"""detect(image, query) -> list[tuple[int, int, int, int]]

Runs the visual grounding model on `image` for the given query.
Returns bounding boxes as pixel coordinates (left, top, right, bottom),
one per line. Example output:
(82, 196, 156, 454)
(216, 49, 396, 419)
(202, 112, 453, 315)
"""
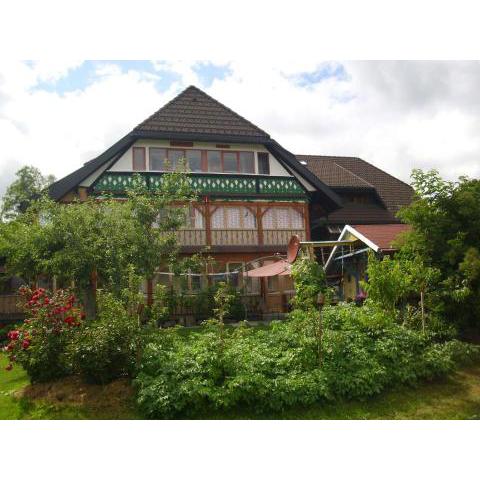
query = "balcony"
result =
(175, 228, 306, 250)
(91, 172, 307, 199)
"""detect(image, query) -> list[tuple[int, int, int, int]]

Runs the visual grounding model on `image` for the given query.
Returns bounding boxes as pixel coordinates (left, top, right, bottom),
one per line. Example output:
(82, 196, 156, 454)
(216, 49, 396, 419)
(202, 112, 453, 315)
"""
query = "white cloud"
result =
(0, 60, 479, 199)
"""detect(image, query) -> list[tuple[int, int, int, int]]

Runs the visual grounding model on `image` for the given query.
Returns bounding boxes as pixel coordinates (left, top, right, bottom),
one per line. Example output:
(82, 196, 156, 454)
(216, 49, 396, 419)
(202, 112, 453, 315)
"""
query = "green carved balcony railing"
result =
(91, 172, 307, 199)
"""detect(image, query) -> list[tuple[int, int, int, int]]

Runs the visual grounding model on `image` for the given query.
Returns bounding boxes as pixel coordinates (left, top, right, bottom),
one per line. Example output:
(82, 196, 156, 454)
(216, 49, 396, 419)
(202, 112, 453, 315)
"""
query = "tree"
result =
(1, 171, 197, 319)
(291, 255, 329, 364)
(1, 166, 55, 221)
(397, 169, 480, 332)
(363, 251, 440, 331)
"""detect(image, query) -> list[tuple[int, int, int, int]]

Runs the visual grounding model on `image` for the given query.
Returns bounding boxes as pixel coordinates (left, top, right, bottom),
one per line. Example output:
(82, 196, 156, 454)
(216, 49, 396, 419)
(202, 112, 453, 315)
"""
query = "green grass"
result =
(0, 352, 29, 419)
(2, 352, 480, 420)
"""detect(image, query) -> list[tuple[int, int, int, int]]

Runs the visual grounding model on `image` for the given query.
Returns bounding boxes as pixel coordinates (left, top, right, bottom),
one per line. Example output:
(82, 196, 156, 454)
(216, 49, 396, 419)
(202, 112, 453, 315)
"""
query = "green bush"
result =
(135, 303, 480, 419)
(4, 287, 83, 383)
(70, 292, 141, 384)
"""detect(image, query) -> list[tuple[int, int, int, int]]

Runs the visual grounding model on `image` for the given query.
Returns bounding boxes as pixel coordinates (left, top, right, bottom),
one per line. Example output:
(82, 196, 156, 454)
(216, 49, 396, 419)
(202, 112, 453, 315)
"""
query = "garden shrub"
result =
(3, 287, 84, 383)
(135, 302, 480, 419)
(70, 291, 142, 384)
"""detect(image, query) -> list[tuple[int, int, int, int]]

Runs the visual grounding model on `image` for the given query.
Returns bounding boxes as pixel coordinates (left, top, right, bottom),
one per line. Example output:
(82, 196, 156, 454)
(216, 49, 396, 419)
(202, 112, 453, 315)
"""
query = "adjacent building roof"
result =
(297, 155, 373, 189)
(297, 155, 414, 218)
(327, 203, 397, 225)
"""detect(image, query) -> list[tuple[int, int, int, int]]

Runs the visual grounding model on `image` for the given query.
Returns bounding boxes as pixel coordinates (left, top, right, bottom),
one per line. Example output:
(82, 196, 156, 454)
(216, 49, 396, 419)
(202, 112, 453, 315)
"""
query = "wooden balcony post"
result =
(304, 203, 311, 241)
(204, 198, 212, 246)
(257, 205, 264, 245)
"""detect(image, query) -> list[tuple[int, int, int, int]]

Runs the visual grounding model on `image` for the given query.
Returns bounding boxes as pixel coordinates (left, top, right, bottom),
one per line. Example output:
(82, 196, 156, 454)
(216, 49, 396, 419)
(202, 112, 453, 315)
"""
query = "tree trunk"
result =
(81, 286, 97, 320)
(420, 290, 425, 333)
(318, 306, 323, 366)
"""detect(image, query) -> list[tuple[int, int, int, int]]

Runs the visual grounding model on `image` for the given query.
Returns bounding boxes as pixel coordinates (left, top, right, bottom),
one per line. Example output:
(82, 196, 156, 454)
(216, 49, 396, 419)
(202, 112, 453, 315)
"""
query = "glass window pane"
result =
(290, 209, 304, 229)
(226, 207, 241, 228)
(227, 262, 243, 289)
(262, 209, 275, 229)
(242, 208, 256, 229)
(133, 148, 145, 171)
(186, 150, 202, 172)
(168, 149, 185, 170)
(207, 151, 221, 172)
(211, 208, 224, 229)
(276, 208, 290, 229)
(258, 152, 270, 175)
(223, 152, 237, 173)
(239, 152, 255, 173)
(190, 274, 202, 292)
(149, 148, 166, 171)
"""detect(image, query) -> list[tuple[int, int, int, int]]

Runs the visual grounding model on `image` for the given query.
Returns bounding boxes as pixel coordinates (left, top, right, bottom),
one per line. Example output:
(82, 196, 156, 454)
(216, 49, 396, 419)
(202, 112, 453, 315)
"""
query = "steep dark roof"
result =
(297, 155, 414, 216)
(134, 86, 270, 138)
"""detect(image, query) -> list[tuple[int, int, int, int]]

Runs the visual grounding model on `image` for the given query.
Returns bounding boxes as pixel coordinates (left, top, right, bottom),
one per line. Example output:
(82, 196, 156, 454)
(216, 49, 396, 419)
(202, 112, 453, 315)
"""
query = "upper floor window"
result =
(211, 206, 256, 229)
(258, 152, 270, 175)
(142, 147, 259, 174)
(182, 206, 204, 229)
(133, 147, 146, 171)
(263, 207, 304, 230)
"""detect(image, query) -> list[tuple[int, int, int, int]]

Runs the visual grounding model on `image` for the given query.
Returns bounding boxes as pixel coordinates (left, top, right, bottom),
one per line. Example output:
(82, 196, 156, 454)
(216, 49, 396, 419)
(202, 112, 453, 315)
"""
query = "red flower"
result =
(5, 364, 13, 371)
(64, 316, 74, 325)
(22, 339, 30, 349)
(43, 297, 50, 305)
(8, 330, 19, 341)
(80, 312, 86, 320)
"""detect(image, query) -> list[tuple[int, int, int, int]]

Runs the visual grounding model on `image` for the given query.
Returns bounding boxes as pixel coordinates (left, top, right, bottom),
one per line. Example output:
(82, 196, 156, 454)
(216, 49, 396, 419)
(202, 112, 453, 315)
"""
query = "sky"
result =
(1, 60, 480, 197)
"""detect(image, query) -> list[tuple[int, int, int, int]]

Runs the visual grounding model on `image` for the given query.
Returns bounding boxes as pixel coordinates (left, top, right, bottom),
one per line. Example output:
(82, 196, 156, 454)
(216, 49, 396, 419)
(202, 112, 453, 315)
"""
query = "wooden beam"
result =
(300, 240, 356, 248)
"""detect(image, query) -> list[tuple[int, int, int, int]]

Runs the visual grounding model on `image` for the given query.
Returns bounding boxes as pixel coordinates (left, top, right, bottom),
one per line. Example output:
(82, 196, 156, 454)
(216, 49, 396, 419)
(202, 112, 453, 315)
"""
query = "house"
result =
(325, 223, 411, 301)
(297, 155, 414, 240)
(47, 85, 413, 318)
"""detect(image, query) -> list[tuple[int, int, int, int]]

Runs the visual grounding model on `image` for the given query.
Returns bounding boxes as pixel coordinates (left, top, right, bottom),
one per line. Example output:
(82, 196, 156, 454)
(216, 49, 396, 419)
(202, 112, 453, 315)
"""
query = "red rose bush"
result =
(4, 287, 85, 382)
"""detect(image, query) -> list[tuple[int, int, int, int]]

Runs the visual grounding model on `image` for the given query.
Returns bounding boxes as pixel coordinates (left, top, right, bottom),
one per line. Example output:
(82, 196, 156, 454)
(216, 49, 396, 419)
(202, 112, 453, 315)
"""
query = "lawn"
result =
(2, 352, 480, 420)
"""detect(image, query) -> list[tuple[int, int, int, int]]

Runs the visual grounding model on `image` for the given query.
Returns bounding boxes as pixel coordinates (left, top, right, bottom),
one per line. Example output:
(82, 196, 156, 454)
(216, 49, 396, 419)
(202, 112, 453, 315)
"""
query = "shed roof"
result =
(350, 223, 411, 251)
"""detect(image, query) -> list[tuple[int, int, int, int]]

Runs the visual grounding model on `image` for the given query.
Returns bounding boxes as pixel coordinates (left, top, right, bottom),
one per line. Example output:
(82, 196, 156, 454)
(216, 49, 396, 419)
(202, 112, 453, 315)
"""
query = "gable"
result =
(49, 86, 341, 207)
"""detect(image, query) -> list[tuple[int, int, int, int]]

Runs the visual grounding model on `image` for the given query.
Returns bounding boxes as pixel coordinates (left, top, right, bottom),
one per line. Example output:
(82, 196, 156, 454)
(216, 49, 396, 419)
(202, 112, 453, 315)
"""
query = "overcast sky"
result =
(1, 60, 479, 197)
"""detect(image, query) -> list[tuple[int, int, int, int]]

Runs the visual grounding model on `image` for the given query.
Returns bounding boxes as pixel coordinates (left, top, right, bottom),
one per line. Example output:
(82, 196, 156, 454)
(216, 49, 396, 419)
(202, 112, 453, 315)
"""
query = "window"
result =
(223, 152, 238, 173)
(133, 147, 146, 171)
(207, 151, 221, 172)
(168, 149, 185, 170)
(145, 147, 259, 174)
(149, 148, 166, 171)
(186, 150, 202, 172)
(227, 262, 243, 288)
(211, 207, 256, 229)
(149, 148, 187, 171)
(183, 206, 204, 229)
(239, 152, 255, 173)
(244, 261, 261, 294)
(263, 207, 304, 229)
(258, 152, 270, 175)
(264, 262, 279, 292)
